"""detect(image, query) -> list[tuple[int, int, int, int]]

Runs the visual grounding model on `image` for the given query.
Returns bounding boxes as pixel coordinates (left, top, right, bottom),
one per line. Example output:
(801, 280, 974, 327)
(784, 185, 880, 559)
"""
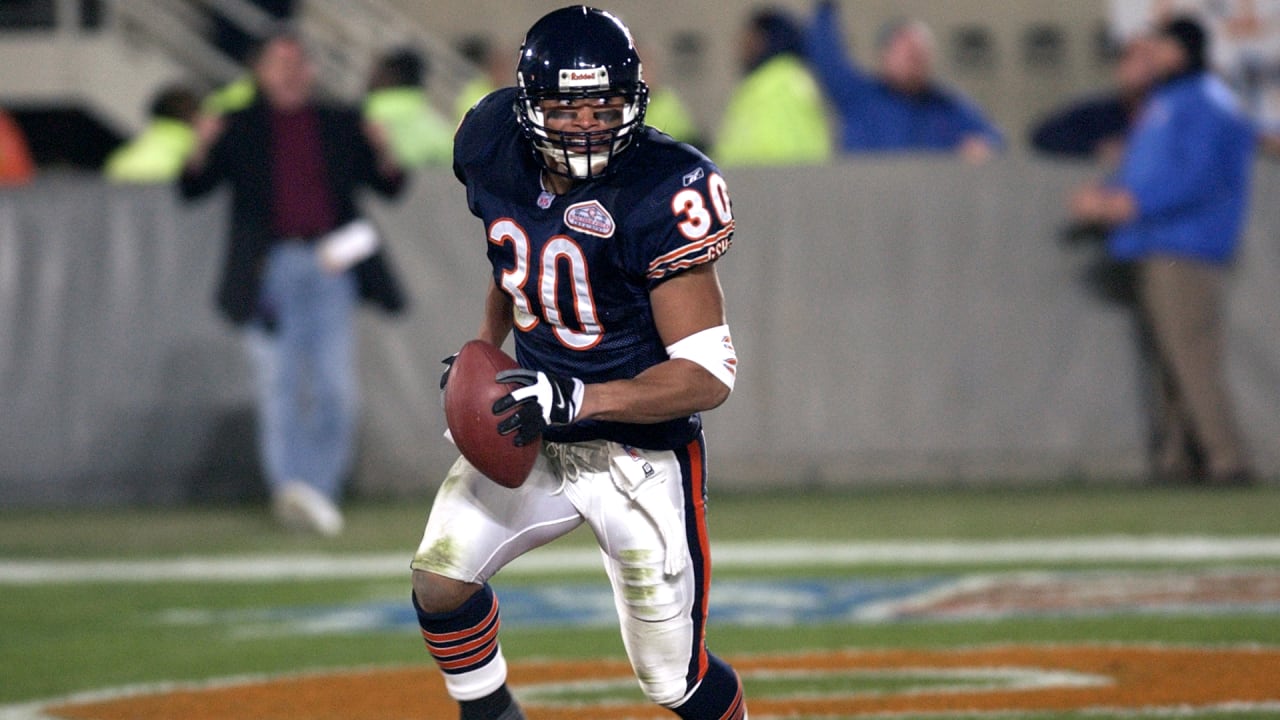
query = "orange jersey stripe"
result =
(648, 223, 735, 270)
(647, 223, 735, 279)
(649, 221, 735, 268)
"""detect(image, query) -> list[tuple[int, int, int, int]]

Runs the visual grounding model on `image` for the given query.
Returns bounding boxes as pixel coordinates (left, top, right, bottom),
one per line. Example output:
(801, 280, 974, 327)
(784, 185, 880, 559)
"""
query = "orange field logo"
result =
(41, 644, 1280, 720)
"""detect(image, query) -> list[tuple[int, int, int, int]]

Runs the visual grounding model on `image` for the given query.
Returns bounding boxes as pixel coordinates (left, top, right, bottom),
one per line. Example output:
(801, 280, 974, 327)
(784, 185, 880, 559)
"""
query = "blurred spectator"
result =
(453, 34, 513, 122)
(103, 84, 202, 183)
(712, 7, 832, 167)
(364, 46, 454, 168)
(179, 30, 409, 534)
(198, 0, 290, 119)
(647, 86, 699, 146)
(0, 109, 35, 186)
(805, 0, 1003, 162)
(204, 74, 258, 116)
(636, 42, 702, 147)
(1031, 34, 1159, 164)
(1069, 16, 1257, 488)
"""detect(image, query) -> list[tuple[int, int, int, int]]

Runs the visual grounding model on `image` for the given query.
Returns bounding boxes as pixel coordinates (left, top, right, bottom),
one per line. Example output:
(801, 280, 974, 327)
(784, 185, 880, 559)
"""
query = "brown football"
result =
(443, 340, 540, 488)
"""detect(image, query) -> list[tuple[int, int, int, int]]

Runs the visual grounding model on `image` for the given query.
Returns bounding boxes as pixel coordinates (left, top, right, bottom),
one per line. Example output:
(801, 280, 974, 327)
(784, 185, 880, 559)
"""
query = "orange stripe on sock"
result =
(420, 598, 499, 644)
(426, 619, 500, 662)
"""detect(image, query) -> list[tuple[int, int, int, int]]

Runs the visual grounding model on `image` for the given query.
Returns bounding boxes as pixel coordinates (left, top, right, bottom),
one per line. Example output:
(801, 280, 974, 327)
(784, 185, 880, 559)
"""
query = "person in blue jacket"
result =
(1070, 16, 1257, 488)
(804, 0, 1003, 161)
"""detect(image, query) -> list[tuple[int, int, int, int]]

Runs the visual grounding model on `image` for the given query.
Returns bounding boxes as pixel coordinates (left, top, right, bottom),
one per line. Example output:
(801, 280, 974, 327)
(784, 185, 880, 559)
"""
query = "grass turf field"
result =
(1, 483, 1278, 719)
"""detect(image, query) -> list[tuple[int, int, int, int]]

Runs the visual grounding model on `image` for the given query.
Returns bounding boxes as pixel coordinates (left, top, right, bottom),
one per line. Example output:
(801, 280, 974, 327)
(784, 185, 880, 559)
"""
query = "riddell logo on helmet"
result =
(559, 66, 610, 90)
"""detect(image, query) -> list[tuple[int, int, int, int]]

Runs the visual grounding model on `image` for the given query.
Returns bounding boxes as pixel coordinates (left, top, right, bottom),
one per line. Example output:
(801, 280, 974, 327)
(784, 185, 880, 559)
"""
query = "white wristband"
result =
(665, 324, 737, 391)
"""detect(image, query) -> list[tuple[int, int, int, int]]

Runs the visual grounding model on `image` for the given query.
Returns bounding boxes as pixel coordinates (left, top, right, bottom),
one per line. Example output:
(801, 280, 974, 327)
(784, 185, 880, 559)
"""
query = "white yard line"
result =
(4, 536, 1280, 585)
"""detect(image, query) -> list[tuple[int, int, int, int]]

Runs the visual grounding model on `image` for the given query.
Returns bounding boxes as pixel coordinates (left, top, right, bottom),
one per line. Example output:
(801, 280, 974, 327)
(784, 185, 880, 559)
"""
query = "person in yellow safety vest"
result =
(453, 35, 516, 123)
(103, 85, 202, 183)
(203, 74, 257, 116)
(364, 47, 454, 168)
(713, 7, 832, 167)
(634, 41, 703, 148)
(454, 74, 496, 125)
(644, 85, 700, 147)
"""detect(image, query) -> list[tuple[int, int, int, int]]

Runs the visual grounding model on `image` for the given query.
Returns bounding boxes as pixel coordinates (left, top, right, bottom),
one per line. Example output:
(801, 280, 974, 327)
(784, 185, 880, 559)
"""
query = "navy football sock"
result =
(414, 584, 515, 716)
(459, 684, 524, 720)
(672, 652, 746, 720)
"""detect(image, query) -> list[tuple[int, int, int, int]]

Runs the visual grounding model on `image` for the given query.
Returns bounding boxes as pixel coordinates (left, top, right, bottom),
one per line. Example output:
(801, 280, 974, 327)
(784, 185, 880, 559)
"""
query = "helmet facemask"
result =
(517, 76, 648, 181)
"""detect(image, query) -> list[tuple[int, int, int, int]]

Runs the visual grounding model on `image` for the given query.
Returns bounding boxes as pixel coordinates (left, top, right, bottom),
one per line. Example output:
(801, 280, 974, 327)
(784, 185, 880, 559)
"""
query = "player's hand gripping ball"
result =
(492, 369, 584, 447)
(443, 340, 540, 488)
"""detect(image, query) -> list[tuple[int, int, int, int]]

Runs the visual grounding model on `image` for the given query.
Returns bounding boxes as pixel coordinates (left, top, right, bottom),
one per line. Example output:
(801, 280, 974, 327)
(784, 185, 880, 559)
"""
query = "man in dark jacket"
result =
(1030, 34, 1158, 163)
(180, 29, 407, 533)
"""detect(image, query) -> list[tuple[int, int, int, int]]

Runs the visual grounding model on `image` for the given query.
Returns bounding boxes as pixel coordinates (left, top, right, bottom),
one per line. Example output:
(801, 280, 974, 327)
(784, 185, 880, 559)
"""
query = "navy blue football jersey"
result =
(453, 88, 735, 450)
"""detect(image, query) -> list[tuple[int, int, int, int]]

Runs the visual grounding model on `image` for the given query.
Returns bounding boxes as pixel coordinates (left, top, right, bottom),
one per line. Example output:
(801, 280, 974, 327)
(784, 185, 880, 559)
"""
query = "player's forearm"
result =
(579, 359, 729, 424)
(478, 284, 514, 346)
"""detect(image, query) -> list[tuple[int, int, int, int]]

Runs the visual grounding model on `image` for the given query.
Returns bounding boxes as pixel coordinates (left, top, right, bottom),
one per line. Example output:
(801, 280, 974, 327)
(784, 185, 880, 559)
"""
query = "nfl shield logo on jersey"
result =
(564, 200, 616, 238)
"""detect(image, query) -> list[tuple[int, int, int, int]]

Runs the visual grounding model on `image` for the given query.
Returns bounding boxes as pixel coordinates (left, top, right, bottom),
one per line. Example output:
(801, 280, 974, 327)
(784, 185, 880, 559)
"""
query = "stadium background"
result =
(2, 3, 1279, 719)
(3, 0, 1123, 159)
(1, 0, 1278, 506)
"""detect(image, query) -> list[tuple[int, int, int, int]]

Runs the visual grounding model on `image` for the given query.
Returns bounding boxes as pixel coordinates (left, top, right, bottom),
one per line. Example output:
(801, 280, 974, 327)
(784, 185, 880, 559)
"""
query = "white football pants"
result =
(413, 436, 716, 708)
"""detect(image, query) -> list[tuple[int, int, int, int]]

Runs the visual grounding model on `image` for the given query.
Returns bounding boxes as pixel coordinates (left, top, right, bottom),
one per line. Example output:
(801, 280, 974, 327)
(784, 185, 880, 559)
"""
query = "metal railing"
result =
(0, 0, 475, 132)
(299, 0, 475, 105)
(109, 0, 475, 104)
(108, 0, 244, 91)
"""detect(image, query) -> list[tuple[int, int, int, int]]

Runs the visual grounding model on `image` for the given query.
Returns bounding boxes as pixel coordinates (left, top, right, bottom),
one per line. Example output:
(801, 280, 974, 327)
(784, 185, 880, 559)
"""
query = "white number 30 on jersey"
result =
(673, 173, 732, 241)
(489, 174, 732, 350)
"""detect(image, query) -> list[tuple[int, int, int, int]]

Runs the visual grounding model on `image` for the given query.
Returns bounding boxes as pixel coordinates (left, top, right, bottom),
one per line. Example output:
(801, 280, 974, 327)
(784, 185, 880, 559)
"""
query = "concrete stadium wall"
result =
(1, 158, 1277, 507)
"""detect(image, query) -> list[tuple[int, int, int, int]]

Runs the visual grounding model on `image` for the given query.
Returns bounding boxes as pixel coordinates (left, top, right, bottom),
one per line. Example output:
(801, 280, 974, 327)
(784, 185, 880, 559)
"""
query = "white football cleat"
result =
(273, 481, 344, 537)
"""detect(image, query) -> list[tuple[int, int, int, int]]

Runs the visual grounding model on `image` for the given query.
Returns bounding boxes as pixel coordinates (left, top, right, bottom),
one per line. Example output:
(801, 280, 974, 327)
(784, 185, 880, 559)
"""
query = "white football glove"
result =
(492, 369, 585, 446)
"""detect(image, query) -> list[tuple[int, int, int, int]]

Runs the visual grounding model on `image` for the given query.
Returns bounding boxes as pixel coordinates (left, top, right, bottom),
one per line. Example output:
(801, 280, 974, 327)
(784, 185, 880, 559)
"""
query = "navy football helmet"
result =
(516, 6, 649, 180)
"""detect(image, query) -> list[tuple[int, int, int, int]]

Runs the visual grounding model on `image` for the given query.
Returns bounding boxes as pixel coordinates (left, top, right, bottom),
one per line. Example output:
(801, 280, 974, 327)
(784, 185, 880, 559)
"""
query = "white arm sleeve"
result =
(664, 324, 737, 391)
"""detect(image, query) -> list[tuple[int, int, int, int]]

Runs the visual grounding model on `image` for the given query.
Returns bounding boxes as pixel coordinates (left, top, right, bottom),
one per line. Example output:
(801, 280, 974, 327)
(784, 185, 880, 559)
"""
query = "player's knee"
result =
(411, 569, 480, 614)
(628, 617, 694, 705)
(637, 674, 689, 707)
(617, 555, 696, 707)
(629, 632, 692, 706)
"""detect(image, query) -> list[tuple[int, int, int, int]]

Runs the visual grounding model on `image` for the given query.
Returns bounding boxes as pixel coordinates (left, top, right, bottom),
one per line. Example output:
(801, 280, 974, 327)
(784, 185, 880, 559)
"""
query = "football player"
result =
(410, 6, 746, 720)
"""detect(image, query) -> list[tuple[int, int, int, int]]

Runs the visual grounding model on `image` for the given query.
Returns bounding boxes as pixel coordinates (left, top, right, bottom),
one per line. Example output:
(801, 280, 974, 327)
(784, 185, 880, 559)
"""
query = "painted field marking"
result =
(16, 645, 1280, 720)
(6, 536, 1280, 584)
(149, 569, 1280, 637)
(515, 666, 1113, 705)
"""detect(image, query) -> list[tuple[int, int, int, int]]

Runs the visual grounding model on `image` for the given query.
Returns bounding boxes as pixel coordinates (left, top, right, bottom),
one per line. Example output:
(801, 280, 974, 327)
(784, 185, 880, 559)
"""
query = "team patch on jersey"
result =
(564, 200, 616, 238)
